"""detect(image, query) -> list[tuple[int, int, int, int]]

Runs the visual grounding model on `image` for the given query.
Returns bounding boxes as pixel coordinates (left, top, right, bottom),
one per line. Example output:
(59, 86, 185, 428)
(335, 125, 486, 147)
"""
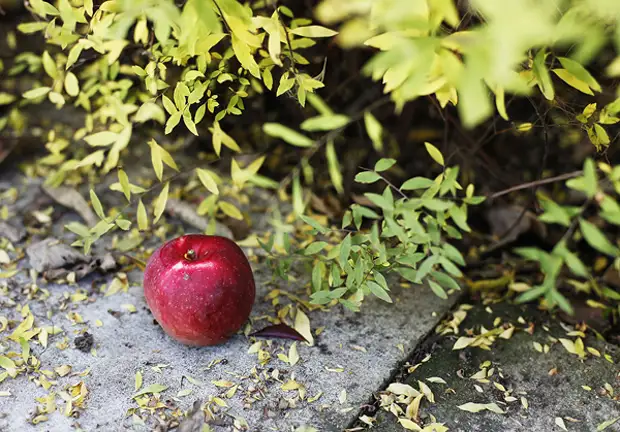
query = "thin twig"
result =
(488, 170, 582, 199)
(357, 167, 408, 199)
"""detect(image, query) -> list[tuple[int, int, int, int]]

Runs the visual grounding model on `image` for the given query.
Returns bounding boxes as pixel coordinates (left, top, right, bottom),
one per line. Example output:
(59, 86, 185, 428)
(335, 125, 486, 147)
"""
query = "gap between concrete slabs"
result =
(0, 262, 460, 432)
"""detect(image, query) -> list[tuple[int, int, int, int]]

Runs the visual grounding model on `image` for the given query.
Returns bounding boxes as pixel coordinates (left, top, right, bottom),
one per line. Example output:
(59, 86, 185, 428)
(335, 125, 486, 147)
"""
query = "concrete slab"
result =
(366, 301, 620, 432)
(0, 171, 461, 431)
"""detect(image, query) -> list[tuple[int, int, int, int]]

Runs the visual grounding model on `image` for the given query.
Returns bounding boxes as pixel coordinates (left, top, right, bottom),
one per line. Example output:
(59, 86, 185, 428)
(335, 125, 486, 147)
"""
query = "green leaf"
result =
(364, 112, 383, 152)
(132, 384, 168, 399)
(0, 93, 16, 105)
(118, 169, 131, 201)
(195, 103, 207, 124)
(65, 221, 90, 238)
(196, 168, 219, 195)
(552, 68, 594, 95)
(326, 140, 344, 195)
(457, 69, 493, 128)
(355, 171, 381, 184)
(442, 243, 465, 266)
(90, 189, 105, 220)
(431, 271, 461, 292)
(165, 111, 182, 134)
(428, 280, 448, 299)
(263, 123, 314, 147)
(64, 72, 80, 97)
(66, 44, 83, 69)
(23, 87, 51, 99)
(84, 131, 118, 147)
(301, 215, 329, 234)
(231, 35, 260, 78)
(183, 113, 199, 136)
(556, 247, 588, 278)
(311, 262, 324, 293)
(582, 158, 597, 198)
(148, 139, 178, 182)
(386, 217, 408, 244)
(364, 193, 394, 212)
(533, 49, 554, 100)
(438, 256, 462, 277)
(162, 95, 177, 115)
(290, 25, 338, 38)
(304, 241, 328, 255)
(276, 75, 295, 96)
(594, 124, 610, 147)
(514, 247, 550, 262)
(367, 281, 392, 303)
(292, 172, 305, 216)
(415, 256, 438, 283)
(401, 177, 435, 190)
(579, 219, 618, 256)
(339, 234, 352, 268)
(116, 219, 131, 230)
(558, 57, 601, 92)
(300, 114, 349, 131)
(424, 142, 444, 166)
(153, 182, 169, 224)
(596, 417, 620, 431)
(219, 201, 243, 220)
(516, 284, 548, 303)
(375, 158, 396, 172)
(548, 289, 574, 315)
(538, 197, 572, 226)
(41, 51, 58, 80)
(449, 205, 470, 232)
(137, 199, 149, 231)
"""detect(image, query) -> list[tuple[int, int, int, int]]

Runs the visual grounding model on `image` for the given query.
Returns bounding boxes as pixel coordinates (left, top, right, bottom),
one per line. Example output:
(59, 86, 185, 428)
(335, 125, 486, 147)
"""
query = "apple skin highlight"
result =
(143, 234, 256, 346)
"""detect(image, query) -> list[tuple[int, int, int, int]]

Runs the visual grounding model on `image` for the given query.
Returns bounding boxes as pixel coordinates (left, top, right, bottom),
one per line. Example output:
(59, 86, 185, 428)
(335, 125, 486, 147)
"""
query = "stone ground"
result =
(1, 165, 619, 432)
(365, 301, 620, 432)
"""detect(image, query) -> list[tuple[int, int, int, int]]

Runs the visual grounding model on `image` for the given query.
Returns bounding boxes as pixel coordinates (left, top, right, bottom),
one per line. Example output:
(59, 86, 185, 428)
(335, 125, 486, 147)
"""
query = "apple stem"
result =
(184, 249, 196, 261)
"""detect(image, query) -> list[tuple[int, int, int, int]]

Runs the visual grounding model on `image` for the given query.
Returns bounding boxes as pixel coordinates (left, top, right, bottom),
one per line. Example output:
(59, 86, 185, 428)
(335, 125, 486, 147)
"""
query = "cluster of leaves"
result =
(2, 0, 619, 314)
(514, 159, 620, 314)
(0, 0, 337, 247)
(315, 0, 620, 133)
(260, 146, 485, 310)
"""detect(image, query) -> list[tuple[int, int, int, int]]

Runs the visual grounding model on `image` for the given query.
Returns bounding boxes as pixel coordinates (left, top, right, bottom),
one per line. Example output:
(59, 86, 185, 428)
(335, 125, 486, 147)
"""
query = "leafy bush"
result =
(513, 159, 620, 314)
(0, 0, 618, 313)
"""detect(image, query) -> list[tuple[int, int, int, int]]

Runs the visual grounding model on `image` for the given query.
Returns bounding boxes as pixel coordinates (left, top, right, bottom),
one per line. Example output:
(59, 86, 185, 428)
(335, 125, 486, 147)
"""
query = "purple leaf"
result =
(249, 323, 307, 342)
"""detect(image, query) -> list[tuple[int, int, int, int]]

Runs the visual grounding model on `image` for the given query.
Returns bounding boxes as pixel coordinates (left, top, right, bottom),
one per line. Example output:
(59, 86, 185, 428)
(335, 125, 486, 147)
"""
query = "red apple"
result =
(143, 234, 256, 346)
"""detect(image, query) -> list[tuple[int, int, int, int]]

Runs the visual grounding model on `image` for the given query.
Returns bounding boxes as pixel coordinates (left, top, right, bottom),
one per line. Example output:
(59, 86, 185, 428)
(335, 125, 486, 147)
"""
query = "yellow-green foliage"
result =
(317, 0, 620, 132)
(1, 0, 619, 311)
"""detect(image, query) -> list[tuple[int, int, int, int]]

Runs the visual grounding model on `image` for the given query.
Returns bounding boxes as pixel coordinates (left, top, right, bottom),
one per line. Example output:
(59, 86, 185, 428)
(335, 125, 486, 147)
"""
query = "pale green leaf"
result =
(153, 182, 169, 224)
(300, 114, 349, 132)
(132, 384, 168, 399)
(84, 131, 118, 147)
(23, 87, 51, 99)
(375, 158, 396, 172)
(64, 72, 80, 97)
(219, 201, 243, 220)
(579, 219, 618, 256)
(364, 112, 383, 152)
(196, 168, 219, 195)
(424, 142, 444, 166)
(326, 140, 343, 194)
(355, 171, 381, 184)
(137, 199, 149, 231)
(90, 189, 105, 220)
(118, 169, 131, 201)
(263, 123, 313, 147)
(553, 69, 594, 95)
(291, 25, 338, 38)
